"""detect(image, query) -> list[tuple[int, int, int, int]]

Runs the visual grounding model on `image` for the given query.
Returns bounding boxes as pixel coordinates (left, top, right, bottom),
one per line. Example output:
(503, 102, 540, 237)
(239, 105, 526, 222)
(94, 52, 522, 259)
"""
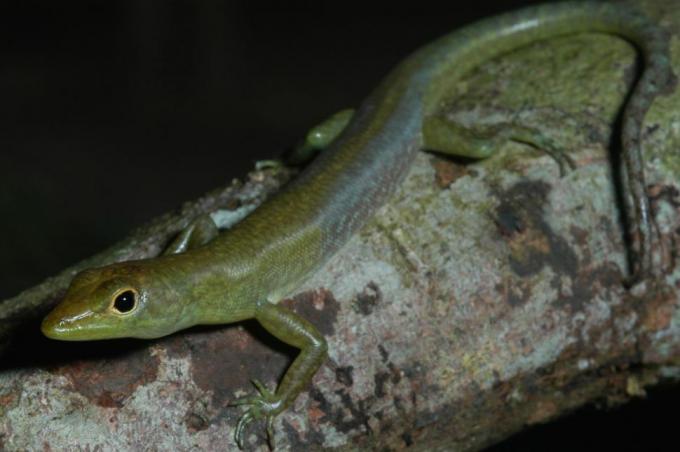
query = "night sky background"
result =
(0, 0, 676, 449)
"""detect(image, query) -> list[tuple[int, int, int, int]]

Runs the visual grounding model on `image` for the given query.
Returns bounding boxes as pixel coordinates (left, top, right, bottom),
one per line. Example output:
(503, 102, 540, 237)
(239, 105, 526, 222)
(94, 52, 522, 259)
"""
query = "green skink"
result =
(41, 1, 675, 447)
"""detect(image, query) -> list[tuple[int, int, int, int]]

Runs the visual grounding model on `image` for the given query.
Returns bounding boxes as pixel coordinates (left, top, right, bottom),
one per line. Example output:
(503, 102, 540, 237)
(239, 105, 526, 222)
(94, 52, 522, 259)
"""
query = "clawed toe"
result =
(230, 380, 283, 449)
(235, 411, 255, 449)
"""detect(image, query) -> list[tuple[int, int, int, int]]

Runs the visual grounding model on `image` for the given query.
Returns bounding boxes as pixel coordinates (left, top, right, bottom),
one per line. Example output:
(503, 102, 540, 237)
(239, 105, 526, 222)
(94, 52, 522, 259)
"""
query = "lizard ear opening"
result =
(110, 289, 138, 315)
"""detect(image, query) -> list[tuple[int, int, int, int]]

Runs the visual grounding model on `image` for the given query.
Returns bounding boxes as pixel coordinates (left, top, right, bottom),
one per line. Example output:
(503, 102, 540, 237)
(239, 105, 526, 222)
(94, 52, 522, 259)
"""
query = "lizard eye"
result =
(111, 289, 138, 314)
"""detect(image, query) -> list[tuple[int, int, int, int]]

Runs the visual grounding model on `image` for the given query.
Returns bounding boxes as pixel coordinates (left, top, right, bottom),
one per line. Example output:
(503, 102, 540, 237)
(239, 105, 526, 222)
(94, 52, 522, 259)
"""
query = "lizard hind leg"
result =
(255, 108, 355, 171)
(422, 116, 576, 176)
(286, 108, 355, 166)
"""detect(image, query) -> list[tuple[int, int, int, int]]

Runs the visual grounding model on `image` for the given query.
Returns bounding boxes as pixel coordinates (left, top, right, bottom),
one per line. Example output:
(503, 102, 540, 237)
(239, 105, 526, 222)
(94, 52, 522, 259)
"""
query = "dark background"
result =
(0, 0, 676, 449)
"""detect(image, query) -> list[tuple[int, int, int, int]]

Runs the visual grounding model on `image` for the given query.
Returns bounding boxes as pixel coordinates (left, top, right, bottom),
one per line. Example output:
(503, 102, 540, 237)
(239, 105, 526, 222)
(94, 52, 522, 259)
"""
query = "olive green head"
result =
(42, 261, 187, 341)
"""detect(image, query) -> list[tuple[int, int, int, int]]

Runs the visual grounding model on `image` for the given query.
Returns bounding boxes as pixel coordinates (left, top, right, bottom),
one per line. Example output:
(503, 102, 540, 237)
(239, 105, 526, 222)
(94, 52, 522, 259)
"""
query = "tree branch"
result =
(1, 0, 679, 449)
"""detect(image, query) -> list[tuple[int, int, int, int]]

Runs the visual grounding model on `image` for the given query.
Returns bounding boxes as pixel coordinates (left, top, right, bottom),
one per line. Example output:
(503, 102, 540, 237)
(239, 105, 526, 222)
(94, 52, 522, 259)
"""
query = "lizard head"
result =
(42, 261, 185, 341)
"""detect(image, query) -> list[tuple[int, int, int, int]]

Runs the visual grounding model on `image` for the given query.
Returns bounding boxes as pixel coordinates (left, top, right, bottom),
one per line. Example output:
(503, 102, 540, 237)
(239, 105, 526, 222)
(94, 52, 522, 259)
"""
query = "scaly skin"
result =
(41, 1, 675, 447)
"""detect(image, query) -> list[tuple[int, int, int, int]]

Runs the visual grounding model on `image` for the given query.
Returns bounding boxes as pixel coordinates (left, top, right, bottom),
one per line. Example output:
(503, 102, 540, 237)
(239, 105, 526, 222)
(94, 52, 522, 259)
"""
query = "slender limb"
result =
(163, 214, 219, 255)
(232, 301, 327, 448)
(423, 117, 575, 175)
(255, 109, 355, 172)
(286, 108, 354, 165)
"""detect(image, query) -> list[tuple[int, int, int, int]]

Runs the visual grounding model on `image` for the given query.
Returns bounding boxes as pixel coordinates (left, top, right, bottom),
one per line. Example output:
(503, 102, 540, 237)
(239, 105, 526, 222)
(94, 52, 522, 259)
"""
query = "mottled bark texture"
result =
(1, 0, 679, 450)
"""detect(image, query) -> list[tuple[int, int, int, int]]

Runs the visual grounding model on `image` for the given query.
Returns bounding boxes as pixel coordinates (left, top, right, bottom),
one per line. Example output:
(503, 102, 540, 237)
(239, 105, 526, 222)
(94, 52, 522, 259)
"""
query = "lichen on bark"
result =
(1, 0, 679, 450)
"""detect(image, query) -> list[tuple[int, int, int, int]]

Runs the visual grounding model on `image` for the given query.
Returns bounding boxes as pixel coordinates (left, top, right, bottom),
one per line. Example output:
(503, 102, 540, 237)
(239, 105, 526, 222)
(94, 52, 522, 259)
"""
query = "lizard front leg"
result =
(232, 300, 327, 448)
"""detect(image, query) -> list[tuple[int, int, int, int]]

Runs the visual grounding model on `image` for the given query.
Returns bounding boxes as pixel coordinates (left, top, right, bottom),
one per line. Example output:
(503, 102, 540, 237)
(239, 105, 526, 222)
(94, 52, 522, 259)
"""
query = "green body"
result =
(42, 1, 674, 447)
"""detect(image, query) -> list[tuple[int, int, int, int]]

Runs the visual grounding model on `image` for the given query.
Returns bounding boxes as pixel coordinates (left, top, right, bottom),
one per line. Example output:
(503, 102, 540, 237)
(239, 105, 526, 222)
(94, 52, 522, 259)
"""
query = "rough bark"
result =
(1, 0, 679, 450)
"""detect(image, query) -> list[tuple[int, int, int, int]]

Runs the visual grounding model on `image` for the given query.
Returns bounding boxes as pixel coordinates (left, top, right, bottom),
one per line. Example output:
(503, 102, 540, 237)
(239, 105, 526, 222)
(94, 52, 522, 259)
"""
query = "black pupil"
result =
(114, 290, 136, 313)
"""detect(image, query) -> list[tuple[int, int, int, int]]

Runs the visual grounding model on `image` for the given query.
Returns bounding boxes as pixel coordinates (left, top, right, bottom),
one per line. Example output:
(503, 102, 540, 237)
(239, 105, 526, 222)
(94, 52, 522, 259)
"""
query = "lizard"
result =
(41, 1, 676, 448)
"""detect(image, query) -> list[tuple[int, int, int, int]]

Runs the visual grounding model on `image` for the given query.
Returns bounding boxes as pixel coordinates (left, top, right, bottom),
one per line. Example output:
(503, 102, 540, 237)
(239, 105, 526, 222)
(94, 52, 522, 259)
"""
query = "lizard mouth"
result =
(41, 305, 95, 340)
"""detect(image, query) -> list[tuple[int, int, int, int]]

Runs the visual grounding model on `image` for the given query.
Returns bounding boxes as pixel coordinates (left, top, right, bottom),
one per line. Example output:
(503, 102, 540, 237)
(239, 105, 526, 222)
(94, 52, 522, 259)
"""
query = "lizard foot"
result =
(231, 379, 282, 449)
